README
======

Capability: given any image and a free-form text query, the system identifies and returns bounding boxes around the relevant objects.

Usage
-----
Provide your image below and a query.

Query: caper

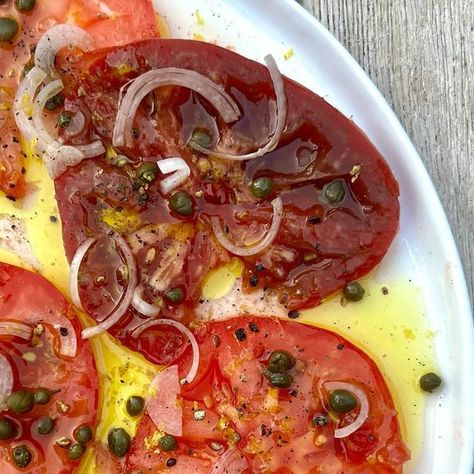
[35,416,54,435]
[73,424,93,444]
[419,372,442,392]
[107,428,131,458]
[34,387,59,405]
[266,372,293,388]
[267,350,295,374]
[169,191,194,217]
[7,390,34,414]
[158,434,177,452]
[68,443,85,460]
[328,389,358,413]
[57,111,72,128]
[249,177,275,199]
[189,129,213,149]
[15,0,36,12]
[343,281,365,302]
[136,161,159,183]
[0,417,15,440]
[126,396,145,417]
[44,92,65,111]
[0,17,19,43]
[12,444,32,468]
[165,287,184,304]
[323,180,346,204]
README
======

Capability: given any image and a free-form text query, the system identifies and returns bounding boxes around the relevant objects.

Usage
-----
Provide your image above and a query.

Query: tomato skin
[122,317,409,473]
[0,264,99,474]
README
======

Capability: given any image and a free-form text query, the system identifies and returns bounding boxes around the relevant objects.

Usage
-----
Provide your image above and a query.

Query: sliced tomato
[121,317,409,473]
[0,263,99,474]
[67,0,158,48]
[55,38,399,363]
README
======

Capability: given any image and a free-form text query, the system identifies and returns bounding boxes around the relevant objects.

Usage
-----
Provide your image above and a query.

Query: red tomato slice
[54,38,399,364]
[0,263,99,474]
[67,0,158,48]
[120,317,409,473]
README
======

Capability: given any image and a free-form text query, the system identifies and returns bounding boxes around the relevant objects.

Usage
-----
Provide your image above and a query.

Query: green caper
[343,281,365,302]
[136,161,159,183]
[12,444,32,468]
[68,443,85,460]
[57,111,72,128]
[44,92,65,111]
[7,390,34,414]
[107,428,131,458]
[328,389,358,413]
[249,177,275,199]
[266,372,293,388]
[73,424,93,444]
[35,416,54,435]
[34,387,59,405]
[0,417,15,440]
[419,372,442,392]
[164,287,184,304]
[189,128,213,149]
[0,17,19,43]
[267,350,295,374]
[169,191,194,217]
[323,180,346,204]
[126,396,145,417]
[158,434,177,452]
[15,0,37,12]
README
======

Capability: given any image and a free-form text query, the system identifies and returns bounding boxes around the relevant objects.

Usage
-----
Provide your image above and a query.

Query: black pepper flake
[308,215,321,224]
[234,328,246,341]
[255,263,265,272]
[59,327,68,337]
[249,275,259,287]
[131,128,139,139]
[288,310,300,319]
[367,434,375,442]
[337,343,345,350]
[382,286,389,295]
[260,424,272,436]
[289,389,298,397]
[49,215,58,223]
[248,322,259,333]
[166,457,177,467]
[312,413,329,427]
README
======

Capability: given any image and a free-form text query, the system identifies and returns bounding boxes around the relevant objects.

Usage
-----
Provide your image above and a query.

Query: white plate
[154,1,474,472]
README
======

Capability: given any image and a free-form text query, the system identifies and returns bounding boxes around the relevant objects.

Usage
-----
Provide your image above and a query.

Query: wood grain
[301,0,473,305]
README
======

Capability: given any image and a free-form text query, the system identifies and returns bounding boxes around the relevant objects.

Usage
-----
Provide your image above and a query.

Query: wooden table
[302,0,473,305]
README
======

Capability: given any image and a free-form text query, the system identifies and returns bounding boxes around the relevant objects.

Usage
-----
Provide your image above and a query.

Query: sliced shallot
[193,54,287,161]
[325,381,369,438]
[75,140,106,158]
[211,197,283,256]
[113,68,240,148]
[211,447,250,473]
[0,321,32,340]
[35,24,94,77]
[0,354,13,410]
[13,65,47,144]
[132,318,199,384]
[69,237,97,311]
[131,284,161,318]
[81,234,138,339]
[147,365,182,436]
[157,157,191,194]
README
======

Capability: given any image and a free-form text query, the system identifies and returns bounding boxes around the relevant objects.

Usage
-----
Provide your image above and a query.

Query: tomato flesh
[0,263,99,474]
[122,316,410,473]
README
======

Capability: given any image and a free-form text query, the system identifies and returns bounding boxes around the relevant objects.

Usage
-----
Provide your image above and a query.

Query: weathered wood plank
[303,0,473,304]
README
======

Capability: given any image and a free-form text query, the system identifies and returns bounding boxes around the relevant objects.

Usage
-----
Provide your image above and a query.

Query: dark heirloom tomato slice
[54,39,399,360]
[121,317,409,473]
[0,263,99,474]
